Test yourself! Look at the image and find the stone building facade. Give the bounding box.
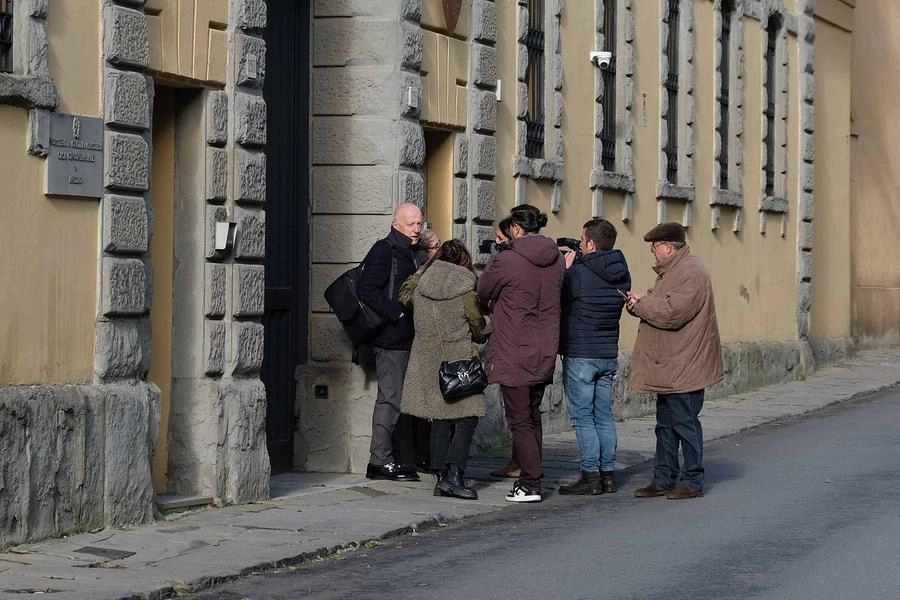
[2,0,891,547]
[1,0,270,548]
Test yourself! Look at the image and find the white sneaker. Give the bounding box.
[505,480,541,503]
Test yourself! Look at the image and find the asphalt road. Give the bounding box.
[188,387,900,600]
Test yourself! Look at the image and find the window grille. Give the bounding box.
[600,0,617,172]
[0,0,13,73]
[717,0,733,190]
[525,0,545,159]
[664,0,680,184]
[764,15,779,197]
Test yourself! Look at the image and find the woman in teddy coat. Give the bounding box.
[400,239,486,500]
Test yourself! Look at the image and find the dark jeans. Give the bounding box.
[501,383,547,490]
[393,413,431,469]
[430,416,478,470]
[653,390,705,490]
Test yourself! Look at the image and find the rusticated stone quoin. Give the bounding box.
[235,33,267,88]
[205,321,226,375]
[104,5,150,68]
[103,194,148,254]
[104,70,151,131]
[234,207,266,261]
[235,0,267,32]
[234,264,265,317]
[205,263,227,318]
[206,91,228,146]
[232,322,265,375]
[206,147,228,202]
[101,257,147,316]
[234,93,267,147]
[218,379,270,501]
[235,148,266,203]
[104,132,149,192]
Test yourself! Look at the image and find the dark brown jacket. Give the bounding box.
[477,234,565,386]
[627,246,724,393]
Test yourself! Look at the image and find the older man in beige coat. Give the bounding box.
[625,222,723,500]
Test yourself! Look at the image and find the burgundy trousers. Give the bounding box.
[500,383,547,490]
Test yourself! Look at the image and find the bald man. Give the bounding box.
[357,203,423,481]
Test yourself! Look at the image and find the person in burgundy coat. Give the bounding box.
[477,204,565,502]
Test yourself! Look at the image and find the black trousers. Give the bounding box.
[430,416,479,470]
[392,413,431,468]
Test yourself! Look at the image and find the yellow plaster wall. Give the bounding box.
[810,14,852,339]
[849,0,900,338]
[489,1,805,348]
[146,0,228,85]
[0,5,103,385]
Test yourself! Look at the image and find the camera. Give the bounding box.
[479,239,511,255]
[556,237,583,260]
[589,51,613,70]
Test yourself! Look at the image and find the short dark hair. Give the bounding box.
[510,204,549,234]
[583,218,617,251]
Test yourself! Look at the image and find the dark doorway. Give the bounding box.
[262,0,310,473]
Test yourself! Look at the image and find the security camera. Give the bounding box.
[589,51,613,69]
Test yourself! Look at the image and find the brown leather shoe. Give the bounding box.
[490,462,521,478]
[665,484,704,499]
[634,482,674,498]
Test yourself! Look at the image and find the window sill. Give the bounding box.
[0,73,59,109]
[656,181,695,202]
[591,169,635,194]
[513,156,564,183]
[710,188,744,208]
[760,195,788,213]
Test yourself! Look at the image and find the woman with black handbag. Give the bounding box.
[400,240,486,500]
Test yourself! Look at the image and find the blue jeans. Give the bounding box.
[653,390,705,490]
[562,357,618,472]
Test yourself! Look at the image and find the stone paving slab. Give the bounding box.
[1,346,898,600]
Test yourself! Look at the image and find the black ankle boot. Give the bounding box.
[600,470,617,493]
[558,471,604,495]
[433,470,448,496]
[437,464,478,500]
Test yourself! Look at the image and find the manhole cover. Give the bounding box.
[73,546,135,561]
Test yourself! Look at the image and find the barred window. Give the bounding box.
[717,0,733,191]
[763,14,780,197]
[0,0,13,73]
[600,0,617,172]
[664,0,680,184]
[524,0,545,159]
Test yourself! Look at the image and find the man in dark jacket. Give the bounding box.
[357,203,422,481]
[557,218,631,495]
[477,204,565,503]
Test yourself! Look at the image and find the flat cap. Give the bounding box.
[643,222,685,244]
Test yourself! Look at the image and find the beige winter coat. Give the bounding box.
[627,246,724,394]
[401,260,486,420]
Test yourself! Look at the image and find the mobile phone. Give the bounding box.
[617,289,629,299]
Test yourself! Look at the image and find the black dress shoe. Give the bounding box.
[366,462,420,481]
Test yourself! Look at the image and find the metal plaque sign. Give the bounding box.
[46,112,104,198]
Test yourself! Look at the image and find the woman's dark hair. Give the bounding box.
[497,217,514,240]
[429,239,475,273]
[509,204,548,234]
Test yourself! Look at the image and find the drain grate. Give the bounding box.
[3,589,63,594]
[73,546,135,561]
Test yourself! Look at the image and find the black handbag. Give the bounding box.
[438,356,488,402]
[432,304,487,402]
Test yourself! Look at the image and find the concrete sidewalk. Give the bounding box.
[2,347,899,600]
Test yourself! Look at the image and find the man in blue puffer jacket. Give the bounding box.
[558,218,631,495]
